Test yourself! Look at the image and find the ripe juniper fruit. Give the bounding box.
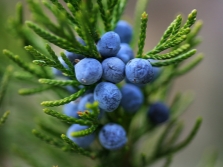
[116,43,134,64]
[75,58,103,85]
[148,59,162,82]
[63,101,79,118]
[97,31,121,58]
[94,82,122,112]
[120,83,144,113]
[114,20,133,44]
[67,124,95,148]
[148,102,170,124]
[102,57,125,84]
[125,58,154,84]
[65,85,77,94]
[99,123,127,150]
[64,37,85,64]
[78,93,94,112]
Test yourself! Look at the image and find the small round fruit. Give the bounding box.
[75,58,103,85]
[97,31,121,58]
[116,43,134,64]
[114,20,133,44]
[78,93,94,111]
[66,124,95,148]
[63,101,79,118]
[94,82,122,112]
[148,102,169,124]
[125,58,153,84]
[120,84,143,113]
[99,123,127,150]
[102,57,125,83]
[148,59,162,82]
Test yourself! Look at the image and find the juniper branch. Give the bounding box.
[18,86,52,95]
[0,111,10,126]
[41,87,86,107]
[97,0,110,31]
[137,12,148,58]
[111,0,128,30]
[150,49,196,67]
[43,108,93,126]
[32,129,64,147]
[161,117,202,156]
[0,66,12,106]
[26,21,89,55]
[27,0,60,34]
[71,125,98,137]
[49,0,78,25]
[145,44,190,60]
[175,53,203,76]
[132,0,149,48]
[3,50,45,78]
[39,78,79,86]
[13,72,35,81]
[61,134,95,158]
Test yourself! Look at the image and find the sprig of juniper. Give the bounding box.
[0,111,10,127]
[2,1,205,167]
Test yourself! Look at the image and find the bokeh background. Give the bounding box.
[0,0,223,166]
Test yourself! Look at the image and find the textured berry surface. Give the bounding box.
[97,31,121,58]
[120,84,143,113]
[99,123,127,150]
[116,43,134,64]
[63,101,79,118]
[102,57,125,83]
[94,82,122,112]
[66,124,95,148]
[125,58,154,84]
[75,58,103,85]
[114,20,133,44]
[148,102,169,124]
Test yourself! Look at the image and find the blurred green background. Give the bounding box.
[1,0,223,167]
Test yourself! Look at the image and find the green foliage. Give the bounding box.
[1,0,207,167]
[0,111,10,127]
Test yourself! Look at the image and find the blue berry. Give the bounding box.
[102,57,125,83]
[114,20,133,44]
[64,38,85,64]
[125,58,154,84]
[65,85,78,94]
[120,84,143,113]
[116,43,134,64]
[65,50,85,64]
[97,31,121,58]
[148,102,169,124]
[66,124,95,148]
[75,58,103,85]
[99,123,127,150]
[78,93,94,111]
[148,59,162,82]
[94,82,122,112]
[63,101,79,118]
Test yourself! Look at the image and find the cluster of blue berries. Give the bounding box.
[53,20,170,150]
